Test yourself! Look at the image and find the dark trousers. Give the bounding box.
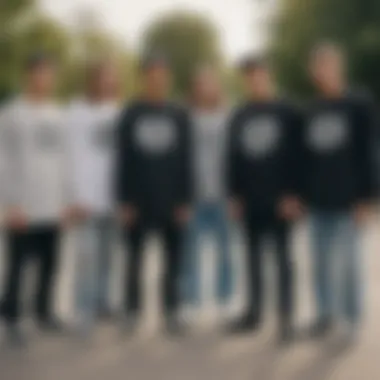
[1,225,60,324]
[243,213,294,326]
[123,219,184,318]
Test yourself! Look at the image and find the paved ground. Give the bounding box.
[0,219,379,380]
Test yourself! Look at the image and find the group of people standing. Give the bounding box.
[0,41,376,348]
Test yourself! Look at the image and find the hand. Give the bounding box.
[354,202,372,225]
[228,198,243,220]
[119,204,138,227]
[66,205,91,224]
[174,205,192,225]
[278,196,304,221]
[5,206,27,231]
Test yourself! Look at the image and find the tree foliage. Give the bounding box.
[142,11,223,96]
[271,0,380,99]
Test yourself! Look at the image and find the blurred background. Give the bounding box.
[2,0,380,101]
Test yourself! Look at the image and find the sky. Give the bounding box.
[40,0,275,62]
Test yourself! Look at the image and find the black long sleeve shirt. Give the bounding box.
[227,99,304,214]
[115,100,192,224]
[300,93,376,211]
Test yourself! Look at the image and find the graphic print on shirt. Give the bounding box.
[134,116,177,155]
[307,113,348,153]
[34,123,60,151]
[240,116,281,158]
[92,121,115,151]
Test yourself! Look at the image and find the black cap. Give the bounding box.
[139,51,170,72]
[25,51,55,71]
[238,54,268,74]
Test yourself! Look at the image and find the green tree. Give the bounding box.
[271,0,380,99]
[142,11,223,96]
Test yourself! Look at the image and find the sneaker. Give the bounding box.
[309,318,333,339]
[121,315,139,336]
[37,317,65,334]
[164,316,187,336]
[278,324,295,345]
[226,314,261,335]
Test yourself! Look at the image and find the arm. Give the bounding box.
[353,98,376,202]
[0,105,27,229]
[176,109,193,206]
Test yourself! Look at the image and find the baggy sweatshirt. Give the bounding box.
[227,99,304,214]
[0,96,67,224]
[300,93,376,211]
[65,98,121,215]
[115,100,192,224]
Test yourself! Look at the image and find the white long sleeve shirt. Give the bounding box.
[0,96,67,224]
[65,98,121,215]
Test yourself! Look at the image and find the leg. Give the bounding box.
[161,221,185,329]
[272,221,294,340]
[124,223,146,317]
[182,204,209,306]
[1,230,29,325]
[336,215,361,327]
[96,218,115,315]
[73,220,102,332]
[213,204,233,305]
[34,226,60,324]
[310,213,336,323]
[228,216,264,333]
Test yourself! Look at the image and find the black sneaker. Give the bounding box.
[97,308,115,322]
[121,315,138,336]
[164,316,187,336]
[227,315,261,335]
[37,317,65,334]
[278,324,295,345]
[309,318,333,339]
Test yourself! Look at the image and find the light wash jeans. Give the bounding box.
[310,211,361,325]
[74,217,115,331]
[183,201,232,306]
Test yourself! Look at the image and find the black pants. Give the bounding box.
[243,213,294,326]
[1,225,60,324]
[123,220,184,318]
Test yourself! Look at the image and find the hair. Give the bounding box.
[25,52,55,72]
[309,41,345,65]
[238,53,270,74]
[84,58,119,98]
[187,62,225,107]
[139,51,170,73]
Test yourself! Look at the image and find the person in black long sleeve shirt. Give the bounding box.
[227,56,303,342]
[115,54,192,334]
[304,43,375,339]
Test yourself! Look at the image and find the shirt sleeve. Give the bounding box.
[114,106,136,205]
[353,97,377,202]
[0,105,24,207]
[283,106,307,198]
[225,109,244,199]
[176,108,193,205]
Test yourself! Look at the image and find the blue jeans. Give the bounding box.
[310,211,361,325]
[74,217,115,330]
[183,201,232,305]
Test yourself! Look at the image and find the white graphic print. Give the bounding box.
[135,117,176,154]
[241,116,280,158]
[307,113,348,152]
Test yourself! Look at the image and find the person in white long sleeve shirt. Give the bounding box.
[183,65,233,323]
[0,53,67,346]
[66,60,121,335]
